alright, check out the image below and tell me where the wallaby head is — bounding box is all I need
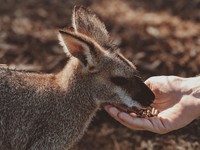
[58,6,155,111]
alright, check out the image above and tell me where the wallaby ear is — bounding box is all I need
[72,6,110,48]
[58,30,98,68]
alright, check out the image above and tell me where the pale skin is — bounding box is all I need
[104,76,200,134]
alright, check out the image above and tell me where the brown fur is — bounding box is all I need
[0,6,154,150]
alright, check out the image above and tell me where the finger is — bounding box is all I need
[144,80,150,87]
[144,78,152,88]
[117,112,144,130]
[144,78,156,96]
[104,106,143,130]
[118,112,163,132]
[104,105,113,111]
[130,112,137,117]
[104,105,123,123]
[147,117,169,134]
[104,105,137,117]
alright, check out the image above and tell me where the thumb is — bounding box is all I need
[144,77,154,92]
[144,77,160,95]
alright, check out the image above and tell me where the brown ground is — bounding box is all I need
[0,0,200,149]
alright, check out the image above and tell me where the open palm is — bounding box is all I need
[105,76,200,134]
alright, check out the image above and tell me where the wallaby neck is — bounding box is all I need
[54,58,100,147]
[56,58,79,89]
[56,57,99,116]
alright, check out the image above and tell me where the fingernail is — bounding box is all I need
[118,112,135,121]
[108,107,118,116]
[130,113,137,117]
[104,105,110,111]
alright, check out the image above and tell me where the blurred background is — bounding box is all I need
[0,0,200,149]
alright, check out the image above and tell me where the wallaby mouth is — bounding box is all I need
[102,102,157,117]
[103,103,140,113]
[102,78,155,116]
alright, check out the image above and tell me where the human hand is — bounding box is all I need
[104,76,200,134]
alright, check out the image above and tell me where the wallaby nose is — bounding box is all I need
[131,77,155,107]
[134,85,155,107]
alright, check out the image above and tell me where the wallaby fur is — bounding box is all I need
[0,6,155,150]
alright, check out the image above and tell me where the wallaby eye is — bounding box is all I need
[110,77,129,86]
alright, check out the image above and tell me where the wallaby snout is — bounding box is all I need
[111,76,155,108]
[131,76,155,107]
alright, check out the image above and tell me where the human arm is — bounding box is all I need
[104,76,200,134]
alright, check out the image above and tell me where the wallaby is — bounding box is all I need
[0,6,155,150]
